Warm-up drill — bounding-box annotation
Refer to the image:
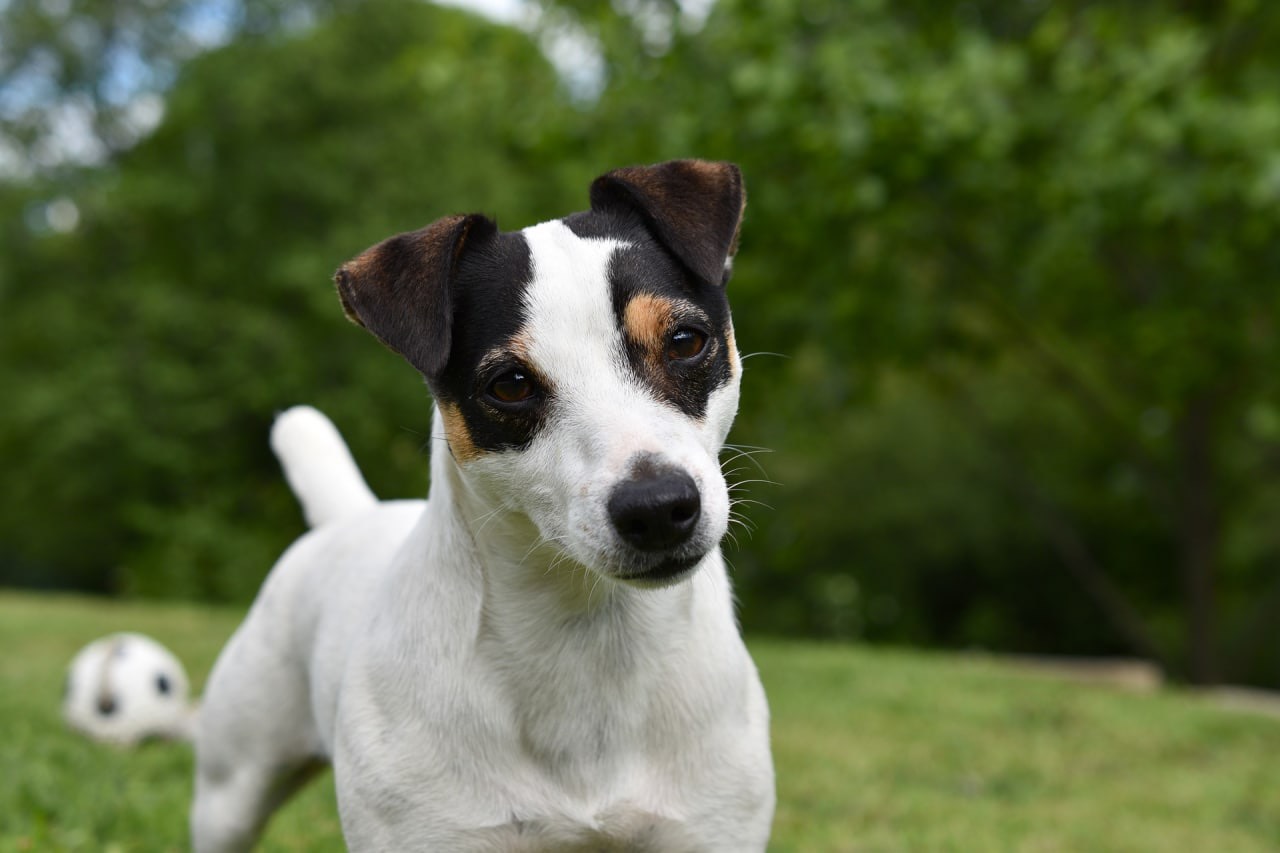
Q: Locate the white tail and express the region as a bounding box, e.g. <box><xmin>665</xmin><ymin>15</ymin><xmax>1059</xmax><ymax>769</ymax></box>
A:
<box><xmin>270</xmin><ymin>406</ymin><xmax>378</xmax><ymax>528</ymax></box>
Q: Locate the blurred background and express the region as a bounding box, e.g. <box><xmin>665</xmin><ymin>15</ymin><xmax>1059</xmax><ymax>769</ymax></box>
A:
<box><xmin>2</xmin><ymin>0</ymin><xmax>1277</xmax><ymax>688</ymax></box>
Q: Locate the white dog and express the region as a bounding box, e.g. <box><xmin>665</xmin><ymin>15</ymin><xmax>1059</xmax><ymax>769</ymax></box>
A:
<box><xmin>192</xmin><ymin>160</ymin><xmax>775</xmax><ymax>851</ymax></box>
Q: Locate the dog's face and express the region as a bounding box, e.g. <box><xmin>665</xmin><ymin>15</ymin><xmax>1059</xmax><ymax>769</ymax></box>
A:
<box><xmin>335</xmin><ymin>161</ymin><xmax>745</xmax><ymax>586</ymax></box>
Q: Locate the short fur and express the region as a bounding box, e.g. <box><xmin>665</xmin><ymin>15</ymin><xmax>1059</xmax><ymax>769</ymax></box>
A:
<box><xmin>192</xmin><ymin>160</ymin><xmax>774</xmax><ymax>851</ymax></box>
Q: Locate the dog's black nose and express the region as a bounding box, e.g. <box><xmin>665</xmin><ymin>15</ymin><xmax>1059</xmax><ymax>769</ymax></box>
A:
<box><xmin>608</xmin><ymin>470</ymin><xmax>702</xmax><ymax>551</ymax></box>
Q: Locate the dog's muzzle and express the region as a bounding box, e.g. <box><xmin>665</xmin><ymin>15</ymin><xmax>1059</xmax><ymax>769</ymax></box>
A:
<box><xmin>593</xmin><ymin>449</ymin><xmax>720</xmax><ymax>585</ymax></box>
<box><xmin>608</xmin><ymin>468</ymin><xmax>701</xmax><ymax>552</ymax></box>
<box><xmin>605</xmin><ymin>460</ymin><xmax>710</xmax><ymax>584</ymax></box>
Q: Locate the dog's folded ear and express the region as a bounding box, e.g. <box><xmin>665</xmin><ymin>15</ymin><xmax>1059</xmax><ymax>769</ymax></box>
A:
<box><xmin>335</xmin><ymin>214</ymin><xmax>496</xmax><ymax>380</ymax></box>
<box><xmin>589</xmin><ymin>159</ymin><xmax>745</xmax><ymax>287</ymax></box>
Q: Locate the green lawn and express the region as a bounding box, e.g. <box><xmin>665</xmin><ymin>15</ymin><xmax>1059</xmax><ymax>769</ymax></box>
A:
<box><xmin>2</xmin><ymin>591</ymin><xmax>1277</xmax><ymax>852</ymax></box>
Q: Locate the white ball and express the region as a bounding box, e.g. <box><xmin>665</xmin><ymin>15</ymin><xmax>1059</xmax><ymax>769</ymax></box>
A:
<box><xmin>63</xmin><ymin>632</ymin><xmax>195</xmax><ymax>746</ymax></box>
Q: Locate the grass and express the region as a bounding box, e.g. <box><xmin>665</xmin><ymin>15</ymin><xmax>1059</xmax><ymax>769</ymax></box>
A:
<box><xmin>2</xmin><ymin>592</ymin><xmax>1278</xmax><ymax>851</ymax></box>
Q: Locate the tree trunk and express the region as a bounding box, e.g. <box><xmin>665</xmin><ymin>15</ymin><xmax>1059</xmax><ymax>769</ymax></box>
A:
<box><xmin>1179</xmin><ymin>396</ymin><xmax>1220</xmax><ymax>684</ymax></box>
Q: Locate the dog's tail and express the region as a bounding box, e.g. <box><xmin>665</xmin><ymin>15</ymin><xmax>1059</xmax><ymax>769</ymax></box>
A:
<box><xmin>271</xmin><ymin>406</ymin><xmax>378</xmax><ymax>527</ymax></box>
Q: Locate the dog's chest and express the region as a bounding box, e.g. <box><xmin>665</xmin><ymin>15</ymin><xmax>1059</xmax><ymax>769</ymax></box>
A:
<box><xmin>450</xmin><ymin>627</ymin><xmax>731</xmax><ymax>848</ymax></box>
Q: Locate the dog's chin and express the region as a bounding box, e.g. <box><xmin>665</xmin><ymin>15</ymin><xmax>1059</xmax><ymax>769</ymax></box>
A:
<box><xmin>609</xmin><ymin>551</ymin><xmax>708</xmax><ymax>589</ymax></box>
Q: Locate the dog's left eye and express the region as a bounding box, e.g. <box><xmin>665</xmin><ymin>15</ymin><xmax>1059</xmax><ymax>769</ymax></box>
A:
<box><xmin>487</xmin><ymin>369</ymin><xmax>537</xmax><ymax>405</ymax></box>
<box><xmin>666</xmin><ymin>327</ymin><xmax>708</xmax><ymax>362</ymax></box>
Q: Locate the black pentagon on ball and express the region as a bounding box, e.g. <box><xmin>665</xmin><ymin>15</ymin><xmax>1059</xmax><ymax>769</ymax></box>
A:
<box><xmin>156</xmin><ymin>673</ymin><xmax>171</xmax><ymax>695</ymax></box>
<box><xmin>97</xmin><ymin>694</ymin><xmax>118</xmax><ymax>716</ymax></box>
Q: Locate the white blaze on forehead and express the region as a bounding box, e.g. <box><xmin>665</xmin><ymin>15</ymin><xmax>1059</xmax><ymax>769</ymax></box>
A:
<box><xmin>520</xmin><ymin>219</ymin><xmax>628</xmax><ymax>394</ymax></box>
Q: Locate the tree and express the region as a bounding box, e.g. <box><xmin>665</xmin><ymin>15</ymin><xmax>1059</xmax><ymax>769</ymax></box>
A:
<box><xmin>0</xmin><ymin>0</ymin><xmax>576</xmax><ymax>599</ymax></box>
<box><xmin>0</xmin><ymin>0</ymin><xmax>347</xmax><ymax>173</ymax></box>
<box><xmin>4</xmin><ymin>0</ymin><xmax>1280</xmax><ymax>687</ymax></box>
<box><xmin>573</xmin><ymin>0</ymin><xmax>1280</xmax><ymax>683</ymax></box>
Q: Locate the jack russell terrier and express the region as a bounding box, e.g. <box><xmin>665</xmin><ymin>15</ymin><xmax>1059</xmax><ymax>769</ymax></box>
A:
<box><xmin>192</xmin><ymin>159</ymin><xmax>775</xmax><ymax>851</ymax></box>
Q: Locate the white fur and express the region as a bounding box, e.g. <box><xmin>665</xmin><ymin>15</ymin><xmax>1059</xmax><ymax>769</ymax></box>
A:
<box><xmin>192</xmin><ymin>223</ymin><xmax>773</xmax><ymax>852</ymax></box>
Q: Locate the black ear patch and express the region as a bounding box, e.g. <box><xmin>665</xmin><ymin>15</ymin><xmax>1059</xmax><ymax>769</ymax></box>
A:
<box><xmin>589</xmin><ymin>160</ymin><xmax>745</xmax><ymax>287</ymax></box>
<box><xmin>335</xmin><ymin>214</ymin><xmax>497</xmax><ymax>381</ymax></box>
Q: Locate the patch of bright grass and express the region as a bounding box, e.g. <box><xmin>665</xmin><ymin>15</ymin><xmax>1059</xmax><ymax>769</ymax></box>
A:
<box><xmin>2</xmin><ymin>591</ymin><xmax>1277</xmax><ymax>851</ymax></box>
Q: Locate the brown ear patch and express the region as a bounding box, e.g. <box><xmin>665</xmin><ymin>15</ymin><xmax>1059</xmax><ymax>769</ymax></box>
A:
<box><xmin>438</xmin><ymin>401</ymin><xmax>481</xmax><ymax>463</ymax></box>
<box><xmin>333</xmin><ymin>213</ymin><xmax>497</xmax><ymax>382</ymax></box>
<box><xmin>589</xmin><ymin>159</ymin><xmax>745</xmax><ymax>287</ymax></box>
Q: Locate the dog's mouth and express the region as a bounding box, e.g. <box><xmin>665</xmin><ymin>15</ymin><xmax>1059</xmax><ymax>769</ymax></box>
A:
<box><xmin>612</xmin><ymin>551</ymin><xmax>706</xmax><ymax>588</ymax></box>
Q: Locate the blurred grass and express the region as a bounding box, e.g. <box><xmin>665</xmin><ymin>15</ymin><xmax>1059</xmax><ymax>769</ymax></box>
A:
<box><xmin>2</xmin><ymin>591</ymin><xmax>1278</xmax><ymax>851</ymax></box>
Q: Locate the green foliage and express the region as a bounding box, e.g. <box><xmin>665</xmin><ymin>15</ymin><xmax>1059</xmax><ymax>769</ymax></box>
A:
<box><xmin>0</xmin><ymin>0</ymin><xmax>576</xmax><ymax>600</ymax></box>
<box><xmin>3</xmin><ymin>0</ymin><xmax>1280</xmax><ymax>683</ymax></box>
<box><xmin>575</xmin><ymin>0</ymin><xmax>1280</xmax><ymax>682</ymax></box>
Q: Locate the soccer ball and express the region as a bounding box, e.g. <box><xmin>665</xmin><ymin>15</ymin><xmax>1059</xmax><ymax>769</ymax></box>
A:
<box><xmin>63</xmin><ymin>632</ymin><xmax>195</xmax><ymax>746</ymax></box>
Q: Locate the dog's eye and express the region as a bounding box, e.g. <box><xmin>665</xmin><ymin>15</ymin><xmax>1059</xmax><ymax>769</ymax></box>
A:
<box><xmin>487</xmin><ymin>369</ymin><xmax>536</xmax><ymax>405</ymax></box>
<box><xmin>666</xmin><ymin>328</ymin><xmax>708</xmax><ymax>362</ymax></box>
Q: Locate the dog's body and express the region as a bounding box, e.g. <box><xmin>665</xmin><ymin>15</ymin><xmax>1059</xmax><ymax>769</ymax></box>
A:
<box><xmin>192</xmin><ymin>161</ymin><xmax>774</xmax><ymax>851</ymax></box>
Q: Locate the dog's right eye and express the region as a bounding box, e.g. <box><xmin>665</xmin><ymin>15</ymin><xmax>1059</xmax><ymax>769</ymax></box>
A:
<box><xmin>486</xmin><ymin>369</ymin><xmax>536</xmax><ymax>405</ymax></box>
<box><xmin>667</xmin><ymin>327</ymin><xmax>708</xmax><ymax>362</ymax></box>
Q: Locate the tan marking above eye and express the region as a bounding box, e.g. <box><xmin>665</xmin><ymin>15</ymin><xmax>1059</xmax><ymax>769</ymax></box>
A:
<box><xmin>507</xmin><ymin>330</ymin><xmax>534</xmax><ymax>363</ymax></box>
<box><xmin>478</xmin><ymin>332</ymin><xmax>535</xmax><ymax>377</ymax></box>
<box><xmin>623</xmin><ymin>293</ymin><xmax>675</xmax><ymax>352</ymax></box>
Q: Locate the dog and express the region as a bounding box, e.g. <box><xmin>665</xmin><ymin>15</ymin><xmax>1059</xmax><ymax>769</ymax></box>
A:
<box><xmin>192</xmin><ymin>160</ymin><xmax>775</xmax><ymax>851</ymax></box>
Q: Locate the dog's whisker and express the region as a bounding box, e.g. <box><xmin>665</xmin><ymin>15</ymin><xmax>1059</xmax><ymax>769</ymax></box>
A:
<box><xmin>728</xmin><ymin>478</ymin><xmax>781</xmax><ymax>489</ymax></box>
<box><xmin>720</xmin><ymin>449</ymin><xmax>770</xmax><ymax>464</ymax></box>
<box><xmin>720</xmin><ymin>448</ymin><xmax>771</xmax><ymax>461</ymax></box>
<box><xmin>518</xmin><ymin>534</ymin><xmax>565</xmax><ymax>571</ymax></box>
<box><xmin>727</xmin><ymin>506</ymin><xmax>760</xmax><ymax>532</ymax></box>
<box><xmin>738</xmin><ymin>351</ymin><xmax>790</xmax><ymax>362</ymax></box>
<box><xmin>720</xmin><ymin>446</ymin><xmax>773</xmax><ymax>475</ymax></box>
<box><xmin>586</xmin><ymin>570</ymin><xmax>609</xmax><ymax>612</ymax></box>
<box><xmin>533</xmin><ymin>536</ymin><xmax>574</xmax><ymax>576</ymax></box>
<box><xmin>471</xmin><ymin>506</ymin><xmax>509</xmax><ymax>537</ymax></box>
<box><xmin>547</xmin><ymin>547</ymin><xmax>576</xmax><ymax>575</ymax></box>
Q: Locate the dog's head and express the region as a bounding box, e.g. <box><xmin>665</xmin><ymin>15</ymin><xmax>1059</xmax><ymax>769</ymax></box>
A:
<box><xmin>336</xmin><ymin>160</ymin><xmax>745</xmax><ymax>586</ymax></box>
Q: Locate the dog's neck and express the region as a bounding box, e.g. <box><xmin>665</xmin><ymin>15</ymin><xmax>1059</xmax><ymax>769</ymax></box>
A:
<box><xmin>419</xmin><ymin>409</ymin><xmax>725</xmax><ymax>782</ymax></box>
